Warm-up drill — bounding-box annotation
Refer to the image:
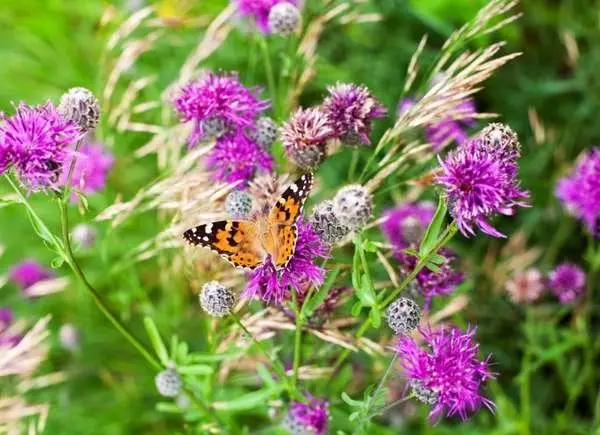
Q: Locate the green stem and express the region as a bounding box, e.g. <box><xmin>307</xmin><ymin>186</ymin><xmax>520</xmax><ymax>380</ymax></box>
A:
<box><xmin>258</xmin><ymin>38</ymin><xmax>277</xmax><ymax>118</ymax></box>
<box><xmin>377</xmin><ymin>394</ymin><xmax>414</xmax><ymax>417</ymax></box>
<box><xmin>61</xmin><ymin>138</ymin><xmax>84</xmax><ymax>206</ymax></box>
<box><xmin>292</xmin><ymin>289</ymin><xmax>303</xmax><ymax>388</ymax></box>
<box><xmin>58</xmin><ymin>200</ymin><xmax>162</xmax><ymax>370</ymax></box>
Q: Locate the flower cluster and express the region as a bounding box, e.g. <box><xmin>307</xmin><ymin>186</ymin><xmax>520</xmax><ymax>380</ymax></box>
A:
<box><xmin>244</xmin><ymin>219</ymin><xmax>329</xmax><ymax>304</ymax></box>
<box><xmin>395</xmin><ymin>325</ymin><xmax>495</xmax><ymax>421</ymax></box>
<box><xmin>282</xmin><ymin>84</ymin><xmax>385</xmax><ymax>169</ymax></box>
<box><xmin>0</xmin><ymin>102</ymin><xmax>81</xmax><ymax>191</ymax></box>
<box><xmin>234</xmin><ymin>0</ymin><xmax>299</xmax><ymax>34</ymax></box>
<box><xmin>556</xmin><ymin>147</ymin><xmax>600</xmax><ymax>238</ymax></box>
<box><xmin>548</xmin><ymin>262</ymin><xmax>586</xmax><ymax>304</ymax></box>
<box><xmin>173</xmin><ymin>72</ymin><xmax>272</xmax><ymax>184</ymax></box>
<box><xmin>284</xmin><ymin>395</ymin><xmax>329</xmax><ymax>435</ymax></box>
<box><xmin>436</xmin><ymin>123</ymin><xmax>529</xmax><ymax>238</ymax></box>
<box><xmin>59</xmin><ymin>142</ymin><xmax>114</xmax><ymax>201</ymax></box>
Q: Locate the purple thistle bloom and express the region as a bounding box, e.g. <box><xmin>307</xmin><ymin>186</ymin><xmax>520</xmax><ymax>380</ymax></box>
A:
<box><xmin>59</xmin><ymin>142</ymin><xmax>114</xmax><ymax>201</ymax></box>
<box><xmin>284</xmin><ymin>394</ymin><xmax>329</xmax><ymax>435</ymax></box>
<box><xmin>436</xmin><ymin>137</ymin><xmax>529</xmax><ymax>238</ymax></box>
<box><xmin>381</xmin><ymin>202</ymin><xmax>435</xmax><ymax>251</ymax></box>
<box><xmin>244</xmin><ymin>219</ymin><xmax>329</xmax><ymax>304</ymax></box>
<box><xmin>0</xmin><ymin>102</ymin><xmax>81</xmax><ymax>191</ymax></box>
<box><xmin>9</xmin><ymin>259</ymin><xmax>55</xmax><ymax>297</ymax></box>
<box><xmin>233</xmin><ymin>0</ymin><xmax>298</xmax><ymax>34</ymax></box>
<box><xmin>281</xmin><ymin>107</ymin><xmax>334</xmax><ymax>169</ymax></box>
<box><xmin>322</xmin><ymin>83</ymin><xmax>386</xmax><ymax>146</ymax></box>
<box><xmin>548</xmin><ymin>262</ymin><xmax>586</xmax><ymax>304</ymax></box>
<box><xmin>206</xmin><ymin>130</ymin><xmax>273</xmax><ymax>185</ymax></box>
<box><xmin>555</xmin><ymin>147</ymin><xmax>600</xmax><ymax>238</ymax></box>
<box><xmin>395</xmin><ymin>325</ymin><xmax>496</xmax><ymax>421</ymax></box>
<box><xmin>173</xmin><ymin>72</ymin><xmax>269</xmax><ymax>146</ymax></box>
<box><xmin>0</xmin><ymin>307</ymin><xmax>13</xmax><ymax>329</ymax></box>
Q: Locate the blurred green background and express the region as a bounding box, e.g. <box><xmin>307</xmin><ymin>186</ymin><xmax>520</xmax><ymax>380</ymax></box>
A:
<box><xmin>1</xmin><ymin>0</ymin><xmax>599</xmax><ymax>434</ymax></box>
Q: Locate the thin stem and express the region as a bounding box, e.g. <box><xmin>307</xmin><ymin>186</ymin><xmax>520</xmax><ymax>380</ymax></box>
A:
<box><xmin>292</xmin><ymin>289</ymin><xmax>302</xmax><ymax>388</ymax></box>
<box><xmin>61</xmin><ymin>138</ymin><xmax>84</xmax><ymax>206</ymax></box>
<box><xmin>258</xmin><ymin>38</ymin><xmax>277</xmax><ymax>118</ymax></box>
<box><xmin>58</xmin><ymin>200</ymin><xmax>162</xmax><ymax>370</ymax></box>
<box><xmin>377</xmin><ymin>394</ymin><xmax>414</xmax><ymax>416</ymax></box>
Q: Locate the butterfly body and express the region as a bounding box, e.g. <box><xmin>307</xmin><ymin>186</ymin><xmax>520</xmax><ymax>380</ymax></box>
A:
<box><xmin>183</xmin><ymin>173</ymin><xmax>313</xmax><ymax>271</ymax></box>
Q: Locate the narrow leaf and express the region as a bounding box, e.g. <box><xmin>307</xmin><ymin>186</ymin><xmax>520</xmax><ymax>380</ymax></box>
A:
<box><xmin>419</xmin><ymin>196</ymin><xmax>447</xmax><ymax>255</ymax></box>
<box><xmin>143</xmin><ymin>316</ymin><xmax>170</xmax><ymax>365</ymax></box>
<box><xmin>177</xmin><ymin>364</ymin><xmax>213</xmax><ymax>375</ymax></box>
<box><xmin>304</xmin><ymin>267</ymin><xmax>341</xmax><ymax>318</ymax></box>
<box><xmin>213</xmin><ymin>387</ymin><xmax>283</xmax><ymax>411</ymax></box>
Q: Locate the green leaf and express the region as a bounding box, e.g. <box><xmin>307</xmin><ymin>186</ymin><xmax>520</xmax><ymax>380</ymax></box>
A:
<box><xmin>341</xmin><ymin>392</ymin><xmax>363</xmax><ymax>407</ymax></box>
<box><xmin>51</xmin><ymin>256</ymin><xmax>65</xmax><ymax>269</ymax></box>
<box><xmin>213</xmin><ymin>387</ymin><xmax>283</xmax><ymax>411</ymax></box>
<box><xmin>428</xmin><ymin>253</ymin><xmax>447</xmax><ymax>265</ymax></box>
<box><xmin>356</xmin><ymin>274</ymin><xmax>376</xmax><ymax>307</ymax></box>
<box><xmin>402</xmin><ymin>248</ymin><xmax>420</xmax><ymax>258</ymax></box>
<box><xmin>188</xmin><ymin>350</ymin><xmax>244</xmax><ymax>362</ymax></box>
<box><xmin>256</xmin><ymin>364</ymin><xmax>276</xmax><ymax>388</ymax></box>
<box><xmin>351</xmin><ymin>301</ymin><xmax>363</xmax><ymax>317</ymax></box>
<box><xmin>352</xmin><ymin>242</ymin><xmax>361</xmax><ymax>290</ymax></box>
<box><xmin>304</xmin><ymin>267</ymin><xmax>341</xmax><ymax>318</ymax></box>
<box><xmin>177</xmin><ymin>364</ymin><xmax>213</xmax><ymax>375</ymax></box>
<box><xmin>156</xmin><ymin>403</ymin><xmax>184</xmax><ymax>414</ymax></box>
<box><xmin>424</xmin><ymin>261</ymin><xmax>442</xmax><ymax>273</ymax></box>
<box><xmin>369</xmin><ymin>308</ymin><xmax>382</xmax><ymax>328</ymax></box>
<box><xmin>362</xmin><ymin>239</ymin><xmax>377</xmax><ymax>253</ymax></box>
<box><xmin>419</xmin><ymin>196</ymin><xmax>447</xmax><ymax>255</ymax></box>
<box><xmin>143</xmin><ymin>316</ymin><xmax>170</xmax><ymax>365</ymax></box>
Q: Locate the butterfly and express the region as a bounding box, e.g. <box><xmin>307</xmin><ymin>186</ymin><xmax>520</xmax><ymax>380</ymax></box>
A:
<box><xmin>183</xmin><ymin>173</ymin><xmax>313</xmax><ymax>271</ymax></box>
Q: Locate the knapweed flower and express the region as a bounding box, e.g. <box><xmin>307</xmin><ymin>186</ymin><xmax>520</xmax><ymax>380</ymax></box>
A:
<box><xmin>234</xmin><ymin>0</ymin><xmax>298</xmax><ymax>34</ymax></box>
<box><xmin>555</xmin><ymin>147</ymin><xmax>600</xmax><ymax>238</ymax></box>
<box><xmin>0</xmin><ymin>102</ymin><xmax>81</xmax><ymax>191</ymax></box>
<box><xmin>505</xmin><ymin>268</ymin><xmax>545</xmax><ymax>303</ymax></box>
<box><xmin>381</xmin><ymin>202</ymin><xmax>435</xmax><ymax>251</ymax></box>
<box><xmin>268</xmin><ymin>2</ymin><xmax>301</xmax><ymax>35</ymax></box>
<box><xmin>173</xmin><ymin>72</ymin><xmax>269</xmax><ymax>146</ymax></box>
<box><xmin>250</xmin><ymin>116</ymin><xmax>278</xmax><ymax>148</ymax></box>
<box><xmin>59</xmin><ymin>142</ymin><xmax>114</xmax><ymax>200</ymax></box>
<box><xmin>281</xmin><ymin>107</ymin><xmax>334</xmax><ymax>169</ymax></box>
<box><xmin>71</xmin><ymin>224</ymin><xmax>98</xmax><ymax>249</ymax></box>
<box><xmin>225</xmin><ymin>190</ymin><xmax>253</xmax><ymax>219</ymax></box>
<box><xmin>332</xmin><ymin>184</ymin><xmax>373</xmax><ymax>230</ymax></box>
<box><xmin>386</xmin><ymin>297</ymin><xmax>421</xmax><ymax>335</ymax></box>
<box><xmin>309</xmin><ymin>200</ymin><xmax>351</xmax><ymax>244</ymax></box>
<box><xmin>548</xmin><ymin>262</ymin><xmax>586</xmax><ymax>304</ymax></box>
<box><xmin>284</xmin><ymin>395</ymin><xmax>329</xmax><ymax>435</ymax></box>
<box><xmin>199</xmin><ymin>281</ymin><xmax>236</xmax><ymax>317</ymax></box>
<box><xmin>436</xmin><ymin>129</ymin><xmax>529</xmax><ymax>238</ymax></box>
<box><xmin>9</xmin><ymin>259</ymin><xmax>55</xmax><ymax>296</ymax></box>
<box><xmin>57</xmin><ymin>87</ymin><xmax>100</xmax><ymax>131</ymax></box>
<box><xmin>395</xmin><ymin>325</ymin><xmax>495</xmax><ymax>421</ymax></box>
<box><xmin>206</xmin><ymin>130</ymin><xmax>273</xmax><ymax>185</ymax></box>
<box><xmin>245</xmin><ymin>219</ymin><xmax>328</xmax><ymax>304</ymax></box>
<box><xmin>322</xmin><ymin>83</ymin><xmax>386</xmax><ymax>146</ymax></box>
<box><xmin>0</xmin><ymin>307</ymin><xmax>20</xmax><ymax>348</ymax></box>
<box><xmin>155</xmin><ymin>369</ymin><xmax>183</xmax><ymax>398</ymax></box>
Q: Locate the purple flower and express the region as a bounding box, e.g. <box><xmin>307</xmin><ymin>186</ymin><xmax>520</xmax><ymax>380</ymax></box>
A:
<box><xmin>206</xmin><ymin>130</ymin><xmax>273</xmax><ymax>185</ymax></box>
<box><xmin>281</xmin><ymin>107</ymin><xmax>334</xmax><ymax>169</ymax></box>
<box><xmin>0</xmin><ymin>308</ymin><xmax>21</xmax><ymax>349</ymax></box>
<box><xmin>381</xmin><ymin>202</ymin><xmax>435</xmax><ymax>251</ymax></box>
<box><xmin>548</xmin><ymin>262</ymin><xmax>586</xmax><ymax>304</ymax></box>
<box><xmin>9</xmin><ymin>259</ymin><xmax>55</xmax><ymax>295</ymax></box>
<box><xmin>556</xmin><ymin>147</ymin><xmax>600</xmax><ymax>238</ymax></box>
<box><xmin>59</xmin><ymin>142</ymin><xmax>114</xmax><ymax>200</ymax></box>
<box><xmin>233</xmin><ymin>0</ymin><xmax>298</xmax><ymax>34</ymax></box>
<box><xmin>244</xmin><ymin>219</ymin><xmax>329</xmax><ymax>304</ymax></box>
<box><xmin>322</xmin><ymin>83</ymin><xmax>386</xmax><ymax>146</ymax></box>
<box><xmin>284</xmin><ymin>394</ymin><xmax>329</xmax><ymax>435</ymax></box>
<box><xmin>505</xmin><ymin>269</ymin><xmax>545</xmax><ymax>304</ymax></box>
<box><xmin>395</xmin><ymin>325</ymin><xmax>495</xmax><ymax>421</ymax></box>
<box><xmin>0</xmin><ymin>307</ymin><xmax>13</xmax><ymax>329</ymax></box>
<box><xmin>436</xmin><ymin>136</ymin><xmax>529</xmax><ymax>238</ymax></box>
<box><xmin>0</xmin><ymin>102</ymin><xmax>81</xmax><ymax>191</ymax></box>
<box><xmin>173</xmin><ymin>72</ymin><xmax>269</xmax><ymax>146</ymax></box>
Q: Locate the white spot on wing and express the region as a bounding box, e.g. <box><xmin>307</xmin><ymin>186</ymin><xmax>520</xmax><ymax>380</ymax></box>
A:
<box><xmin>205</xmin><ymin>223</ymin><xmax>213</xmax><ymax>233</ymax></box>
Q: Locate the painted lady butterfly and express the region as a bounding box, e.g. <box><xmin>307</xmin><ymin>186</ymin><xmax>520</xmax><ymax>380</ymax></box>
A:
<box><xmin>183</xmin><ymin>173</ymin><xmax>314</xmax><ymax>270</ymax></box>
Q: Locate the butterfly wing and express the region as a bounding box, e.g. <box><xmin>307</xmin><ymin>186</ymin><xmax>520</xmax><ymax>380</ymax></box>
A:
<box><xmin>266</xmin><ymin>173</ymin><xmax>313</xmax><ymax>269</ymax></box>
<box><xmin>183</xmin><ymin>220</ymin><xmax>266</xmax><ymax>270</ymax></box>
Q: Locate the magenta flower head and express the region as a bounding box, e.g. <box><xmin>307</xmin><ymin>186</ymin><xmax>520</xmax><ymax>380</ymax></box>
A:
<box><xmin>0</xmin><ymin>307</ymin><xmax>20</xmax><ymax>348</ymax></box>
<box><xmin>244</xmin><ymin>219</ymin><xmax>328</xmax><ymax>304</ymax></box>
<box><xmin>173</xmin><ymin>72</ymin><xmax>269</xmax><ymax>146</ymax></box>
<box><xmin>548</xmin><ymin>262</ymin><xmax>586</xmax><ymax>304</ymax></box>
<box><xmin>0</xmin><ymin>307</ymin><xmax>13</xmax><ymax>329</ymax></box>
<box><xmin>505</xmin><ymin>268</ymin><xmax>545</xmax><ymax>304</ymax></box>
<box><xmin>436</xmin><ymin>132</ymin><xmax>529</xmax><ymax>238</ymax></box>
<box><xmin>59</xmin><ymin>142</ymin><xmax>114</xmax><ymax>200</ymax></box>
<box><xmin>206</xmin><ymin>130</ymin><xmax>273</xmax><ymax>185</ymax></box>
<box><xmin>284</xmin><ymin>394</ymin><xmax>329</xmax><ymax>435</ymax></box>
<box><xmin>233</xmin><ymin>0</ymin><xmax>298</xmax><ymax>34</ymax></box>
<box><xmin>9</xmin><ymin>259</ymin><xmax>55</xmax><ymax>296</ymax></box>
<box><xmin>0</xmin><ymin>102</ymin><xmax>81</xmax><ymax>191</ymax></box>
<box><xmin>322</xmin><ymin>83</ymin><xmax>386</xmax><ymax>146</ymax></box>
<box><xmin>381</xmin><ymin>202</ymin><xmax>435</xmax><ymax>251</ymax></box>
<box><xmin>395</xmin><ymin>325</ymin><xmax>496</xmax><ymax>421</ymax></box>
<box><xmin>556</xmin><ymin>147</ymin><xmax>600</xmax><ymax>238</ymax></box>
<box><xmin>281</xmin><ymin>107</ymin><xmax>334</xmax><ymax>169</ymax></box>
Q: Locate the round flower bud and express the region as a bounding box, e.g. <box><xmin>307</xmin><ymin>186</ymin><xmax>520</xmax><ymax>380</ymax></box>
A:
<box><xmin>268</xmin><ymin>2</ymin><xmax>301</xmax><ymax>36</ymax></box>
<box><xmin>59</xmin><ymin>323</ymin><xmax>80</xmax><ymax>352</ymax></box>
<box><xmin>202</xmin><ymin>116</ymin><xmax>228</xmax><ymax>139</ymax></box>
<box><xmin>250</xmin><ymin>117</ymin><xmax>278</xmax><ymax>148</ymax></box>
<box><xmin>333</xmin><ymin>184</ymin><xmax>373</xmax><ymax>229</ymax></box>
<box><xmin>58</xmin><ymin>87</ymin><xmax>100</xmax><ymax>131</ymax></box>
<box><xmin>225</xmin><ymin>190</ymin><xmax>253</xmax><ymax>219</ymax></box>
<box><xmin>71</xmin><ymin>224</ymin><xmax>98</xmax><ymax>250</ymax></box>
<box><xmin>200</xmin><ymin>281</ymin><xmax>235</xmax><ymax>317</ymax></box>
<box><xmin>155</xmin><ymin>369</ymin><xmax>182</xmax><ymax>397</ymax></box>
<box><xmin>410</xmin><ymin>380</ymin><xmax>438</xmax><ymax>405</ymax></box>
<box><xmin>309</xmin><ymin>200</ymin><xmax>350</xmax><ymax>244</ymax></box>
<box><xmin>478</xmin><ymin>122</ymin><xmax>520</xmax><ymax>160</ymax></box>
<box><xmin>281</xmin><ymin>107</ymin><xmax>333</xmax><ymax>169</ymax></box>
<box><xmin>385</xmin><ymin>297</ymin><xmax>420</xmax><ymax>334</ymax></box>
